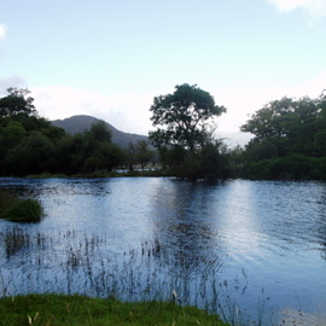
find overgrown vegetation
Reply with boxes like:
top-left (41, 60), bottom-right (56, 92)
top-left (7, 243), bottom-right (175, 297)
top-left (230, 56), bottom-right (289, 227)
top-left (0, 294), bottom-right (229, 326)
top-left (0, 190), bottom-right (43, 222)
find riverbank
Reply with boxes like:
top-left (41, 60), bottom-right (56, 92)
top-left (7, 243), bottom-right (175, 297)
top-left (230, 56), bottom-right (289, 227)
top-left (0, 294), bottom-right (229, 326)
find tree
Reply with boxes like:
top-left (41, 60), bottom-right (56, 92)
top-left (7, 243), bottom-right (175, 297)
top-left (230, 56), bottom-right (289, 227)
top-left (4, 132), bottom-right (55, 175)
top-left (0, 87), bottom-right (36, 117)
top-left (241, 96), bottom-right (320, 159)
top-left (134, 140), bottom-right (155, 170)
top-left (149, 84), bottom-right (226, 152)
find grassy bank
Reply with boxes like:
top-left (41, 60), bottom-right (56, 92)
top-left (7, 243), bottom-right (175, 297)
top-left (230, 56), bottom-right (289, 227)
top-left (0, 190), bottom-right (43, 223)
top-left (0, 294), bottom-right (229, 326)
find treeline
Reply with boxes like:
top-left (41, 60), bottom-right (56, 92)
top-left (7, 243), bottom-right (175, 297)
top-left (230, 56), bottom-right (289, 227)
top-left (0, 88), bottom-right (155, 177)
top-left (2, 86), bottom-right (326, 181)
top-left (239, 91), bottom-right (326, 180)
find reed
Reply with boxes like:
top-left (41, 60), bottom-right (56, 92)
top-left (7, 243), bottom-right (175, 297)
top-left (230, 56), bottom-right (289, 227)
top-left (0, 228), bottom-right (249, 324)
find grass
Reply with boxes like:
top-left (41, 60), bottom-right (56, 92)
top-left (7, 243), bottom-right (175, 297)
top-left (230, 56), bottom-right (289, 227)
top-left (0, 190), bottom-right (43, 223)
top-left (0, 294), bottom-right (230, 326)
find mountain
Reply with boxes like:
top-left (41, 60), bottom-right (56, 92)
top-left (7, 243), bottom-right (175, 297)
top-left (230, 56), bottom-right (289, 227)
top-left (51, 115), bottom-right (149, 148)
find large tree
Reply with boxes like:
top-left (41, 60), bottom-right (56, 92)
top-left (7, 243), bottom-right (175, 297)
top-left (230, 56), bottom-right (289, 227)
top-left (0, 87), bottom-right (36, 117)
top-left (149, 84), bottom-right (226, 152)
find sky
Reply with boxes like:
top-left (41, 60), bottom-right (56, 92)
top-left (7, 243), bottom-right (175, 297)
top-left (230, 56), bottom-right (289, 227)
top-left (1, 0), bottom-right (326, 145)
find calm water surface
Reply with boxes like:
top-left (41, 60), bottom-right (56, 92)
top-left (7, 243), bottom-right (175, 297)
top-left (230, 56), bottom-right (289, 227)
top-left (0, 177), bottom-right (325, 325)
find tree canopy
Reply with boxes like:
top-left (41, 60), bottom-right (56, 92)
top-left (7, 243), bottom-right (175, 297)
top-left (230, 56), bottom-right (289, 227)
top-left (149, 83), bottom-right (226, 151)
top-left (239, 91), bottom-right (326, 180)
top-left (0, 87), bottom-right (36, 117)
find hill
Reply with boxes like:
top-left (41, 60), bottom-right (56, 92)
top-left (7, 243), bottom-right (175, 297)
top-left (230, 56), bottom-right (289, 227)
top-left (51, 115), bottom-right (149, 148)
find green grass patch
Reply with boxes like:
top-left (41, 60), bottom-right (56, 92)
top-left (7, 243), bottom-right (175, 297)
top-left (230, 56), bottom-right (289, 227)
top-left (0, 294), bottom-right (229, 326)
top-left (0, 190), bottom-right (43, 223)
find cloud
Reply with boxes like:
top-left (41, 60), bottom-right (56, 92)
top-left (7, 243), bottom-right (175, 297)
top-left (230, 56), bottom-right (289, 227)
top-left (31, 86), bottom-right (154, 135)
top-left (0, 24), bottom-right (7, 40)
top-left (0, 76), bottom-right (27, 95)
top-left (268, 0), bottom-right (326, 18)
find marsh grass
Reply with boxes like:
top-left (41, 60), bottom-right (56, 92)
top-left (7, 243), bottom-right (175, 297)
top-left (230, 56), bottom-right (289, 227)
top-left (0, 190), bottom-right (43, 222)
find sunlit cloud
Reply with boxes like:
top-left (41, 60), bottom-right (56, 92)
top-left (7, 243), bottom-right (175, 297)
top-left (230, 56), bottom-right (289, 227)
top-left (0, 24), bottom-right (7, 40)
top-left (267, 0), bottom-right (326, 18)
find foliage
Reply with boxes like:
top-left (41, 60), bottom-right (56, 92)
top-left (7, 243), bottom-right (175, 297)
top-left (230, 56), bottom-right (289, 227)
top-left (0, 89), bottom-right (140, 176)
top-left (242, 155), bottom-right (326, 180)
top-left (240, 90), bottom-right (326, 180)
top-left (125, 140), bottom-right (155, 171)
top-left (149, 84), bottom-right (226, 151)
top-left (241, 95), bottom-right (322, 159)
top-left (0, 87), bottom-right (36, 117)
top-left (149, 84), bottom-right (228, 181)
top-left (170, 141), bottom-right (232, 181)
top-left (4, 131), bottom-right (55, 176)
top-left (0, 294), bottom-right (229, 326)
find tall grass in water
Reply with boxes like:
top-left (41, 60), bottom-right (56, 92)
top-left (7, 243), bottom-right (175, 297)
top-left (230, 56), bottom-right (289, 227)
top-left (0, 228), bottom-right (258, 325)
top-left (0, 190), bottom-right (43, 222)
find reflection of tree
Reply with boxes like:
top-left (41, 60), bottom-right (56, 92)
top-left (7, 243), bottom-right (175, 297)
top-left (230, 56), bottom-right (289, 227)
top-left (149, 180), bottom-right (224, 275)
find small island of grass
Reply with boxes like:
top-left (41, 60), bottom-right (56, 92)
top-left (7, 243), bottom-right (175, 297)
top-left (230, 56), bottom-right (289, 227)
top-left (0, 190), bottom-right (43, 223)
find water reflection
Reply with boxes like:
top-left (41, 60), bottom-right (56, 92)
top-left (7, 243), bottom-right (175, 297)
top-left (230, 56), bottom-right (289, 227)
top-left (149, 180), bottom-right (224, 275)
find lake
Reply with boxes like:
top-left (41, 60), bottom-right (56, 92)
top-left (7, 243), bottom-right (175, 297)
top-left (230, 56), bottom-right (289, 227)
top-left (0, 177), bottom-right (325, 325)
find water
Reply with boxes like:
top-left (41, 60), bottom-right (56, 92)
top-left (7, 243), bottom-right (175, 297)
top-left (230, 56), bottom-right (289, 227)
top-left (0, 177), bottom-right (325, 325)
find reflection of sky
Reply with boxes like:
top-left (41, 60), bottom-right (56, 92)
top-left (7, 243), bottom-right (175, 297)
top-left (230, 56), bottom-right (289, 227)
top-left (217, 181), bottom-right (264, 265)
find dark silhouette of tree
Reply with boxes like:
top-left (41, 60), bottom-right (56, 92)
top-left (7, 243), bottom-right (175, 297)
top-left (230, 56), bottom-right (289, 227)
top-left (149, 84), bottom-right (226, 152)
top-left (0, 88), bottom-right (36, 117)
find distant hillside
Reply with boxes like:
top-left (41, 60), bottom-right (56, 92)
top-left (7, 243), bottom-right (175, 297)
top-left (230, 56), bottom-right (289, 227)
top-left (51, 115), bottom-right (149, 148)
